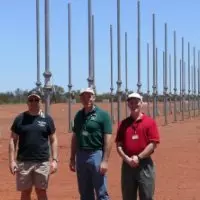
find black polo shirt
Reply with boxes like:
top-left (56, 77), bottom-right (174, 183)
top-left (11, 111), bottom-right (56, 162)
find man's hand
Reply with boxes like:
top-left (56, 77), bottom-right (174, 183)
top-left (131, 155), bottom-right (140, 167)
top-left (50, 160), bottom-right (58, 174)
top-left (9, 160), bottom-right (18, 175)
top-left (69, 158), bottom-right (76, 172)
top-left (124, 156), bottom-right (134, 167)
top-left (124, 155), bottom-right (139, 168)
top-left (99, 160), bottom-right (108, 175)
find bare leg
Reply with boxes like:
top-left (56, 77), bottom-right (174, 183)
top-left (20, 188), bottom-right (32, 200)
top-left (35, 188), bottom-right (48, 200)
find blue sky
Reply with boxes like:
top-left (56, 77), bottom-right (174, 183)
top-left (0, 0), bottom-right (200, 94)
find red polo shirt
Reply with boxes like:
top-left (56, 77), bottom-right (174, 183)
top-left (115, 114), bottom-right (160, 156)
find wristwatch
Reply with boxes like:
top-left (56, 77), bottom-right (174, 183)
top-left (137, 155), bottom-right (142, 162)
top-left (53, 158), bottom-right (58, 163)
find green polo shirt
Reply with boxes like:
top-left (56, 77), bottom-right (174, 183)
top-left (72, 106), bottom-right (112, 150)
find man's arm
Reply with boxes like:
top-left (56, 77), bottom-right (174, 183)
top-left (9, 132), bottom-right (18, 163)
top-left (115, 122), bottom-right (133, 165)
top-left (116, 142), bottom-right (130, 162)
top-left (69, 133), bottom-right (77, 172)
top-left (49, 133), bottom-right (58, 161)
top-left (129, 142), bottom-right (158, 167)
top-left (102, 134), bottom-right (112, 162)
top-left (70, 133), bottom-right (77, 161)
top-left (99, 133), bottom-right (112, 174)
top-left (9, 132), bottom-right (18, 174)
top-left (138, 120), bottom-right (160, 159)
top-left (102, 112), bottom-right (113, 162)
top-left (138, 142), bottom-right (158, 159)
top-left (115, 122), bottom-right (128, 162)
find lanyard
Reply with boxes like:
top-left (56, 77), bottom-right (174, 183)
top-left (82, 112), bottom-right (97, 131)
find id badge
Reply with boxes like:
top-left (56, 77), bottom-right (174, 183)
top-left (132, 135), bottom-right (139, 140)
top-left (82, 131), bottom-right (89, 136)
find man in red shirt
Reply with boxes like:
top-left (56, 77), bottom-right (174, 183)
top-left (115, 92), bottom-right (160, 200)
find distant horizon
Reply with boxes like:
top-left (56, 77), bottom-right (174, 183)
top-left (0, 86), bottom-right (196, 97)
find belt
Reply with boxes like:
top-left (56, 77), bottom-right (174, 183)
top-left (79, 148), bottom-right (102, 152)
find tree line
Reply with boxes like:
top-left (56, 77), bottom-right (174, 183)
top-left (0, 85), bottom-right (191, 104)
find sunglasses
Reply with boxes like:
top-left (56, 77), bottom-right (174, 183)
top-left (28, 99), bottom-right (40, 102)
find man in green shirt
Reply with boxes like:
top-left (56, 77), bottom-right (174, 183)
top-left (69, 87), bottom-right (113, 200)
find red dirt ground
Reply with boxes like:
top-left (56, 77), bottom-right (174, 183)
top-left (1, 102), bottom-right (200, 200)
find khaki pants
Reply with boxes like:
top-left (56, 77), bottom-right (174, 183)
top-left (16, 161), bottom-right (50, 191)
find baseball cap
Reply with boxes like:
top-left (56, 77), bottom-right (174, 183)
top-left (80, 87), bottom-right (95, 96)
top-left (27, 89), bottom-right (42, 99)
top-left (127, 92), bottom-right (142, 101)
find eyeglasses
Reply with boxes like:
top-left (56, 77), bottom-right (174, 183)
top-left (28, 99), bottom-right (40, 102)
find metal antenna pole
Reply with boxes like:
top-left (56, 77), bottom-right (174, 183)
top-left (198, 51), bottom-right (200, 116)
top-left (156, 47), bottom-right (159, 116)
top-left (36, 0), bottom-right (41, 91)
top-left (191, 64), bottom-right (194, 114)
top-left (163, 51), bottom-right (165, 117)
top-left (147, 43), bottom-right (150, 116)
top-left (169, 54), bottom-right (172, 115)
top-left (92, 15), bottom-right (96, 92)
top-left (137, 0), bottom-right (142, 94)
top-left (152, 13), bottom-right (156, 119)
top-left (164, 23), bottom-right (168, 125)
top-left (125, 32), bottom-right (128, 117)
top-left (116, 0), bottom-right (122, 124)
top-left (68, 3), bottom-right (72, 132)
top-left (180, 59), bottom-right (182, 119)
top-left (193, 47), bottom-right (196, 117)
top-left (173, 31), bottom-right (177, 121)
top-left (188, 42), bottom-right (191, 118)
top-left (87, 0), bottom-right (93, 87)
top-left (110, 25), bottom-right (115, 124)
top-left (181, 37), bottom-right (184, 120)
top-left (43, 0), bottom-right (52, 115)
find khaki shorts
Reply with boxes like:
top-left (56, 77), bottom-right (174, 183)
top-left (16, 161), bottom-right (50, 191)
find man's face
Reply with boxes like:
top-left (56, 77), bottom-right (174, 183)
top-left (128, 98), bottom-right (142, 114)
top-left (80, 92), bottom-right (95, 108)
top-left (27, 96), bottom-right (41, 111)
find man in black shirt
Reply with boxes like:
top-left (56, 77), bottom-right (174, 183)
top-left (8, 89), bottom-right (58, 200)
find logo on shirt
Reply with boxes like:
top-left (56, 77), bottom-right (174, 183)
top-left (90, 114), bottom-right (97, 120)
top-left (37, 120), bottom-right (47, 127)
